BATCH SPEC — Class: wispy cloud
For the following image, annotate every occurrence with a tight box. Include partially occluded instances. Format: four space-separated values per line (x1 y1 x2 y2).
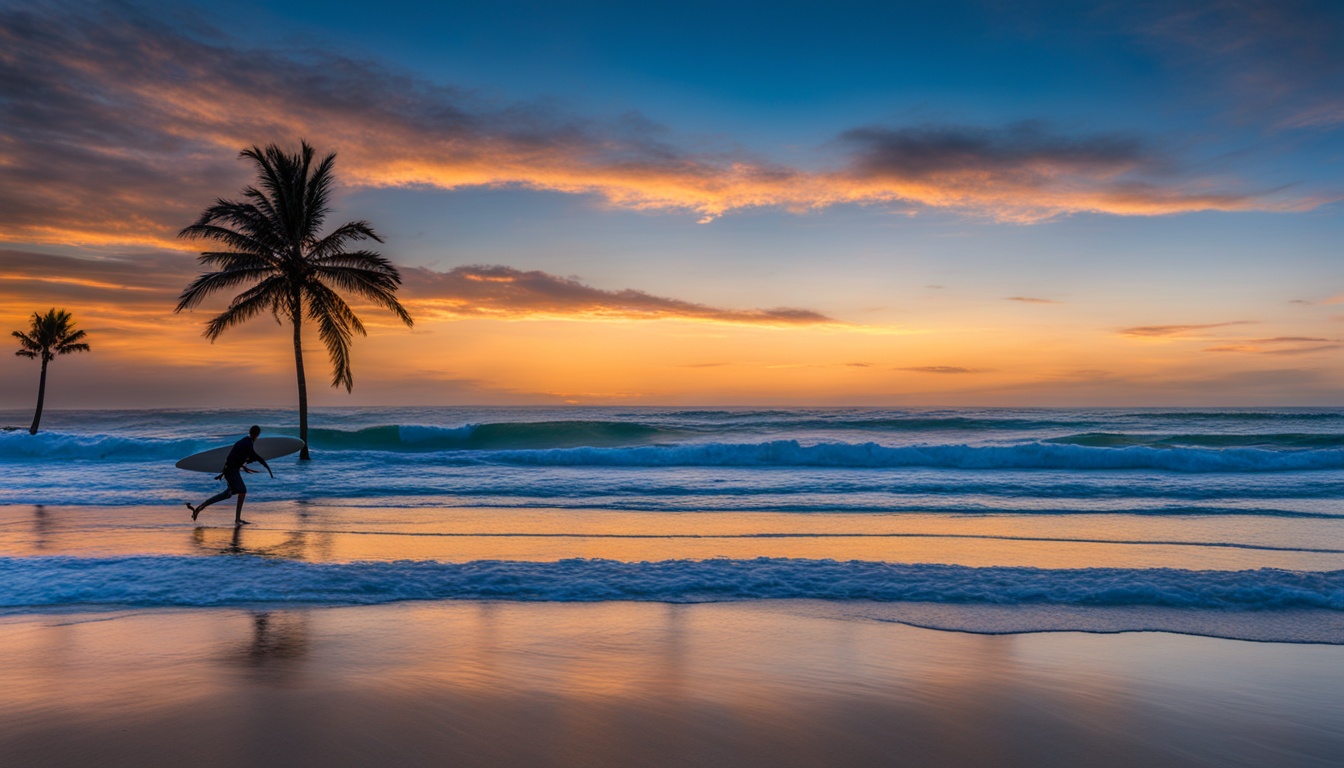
0 5 1306 249
1006 296 1060 304
1138 0 1344 131
1206 339 1342 355
1118 321 1253 338
896 366 987 374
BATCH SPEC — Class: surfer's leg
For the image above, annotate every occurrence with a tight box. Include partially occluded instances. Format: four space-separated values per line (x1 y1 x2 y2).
191 489 233 520
234 491 249 525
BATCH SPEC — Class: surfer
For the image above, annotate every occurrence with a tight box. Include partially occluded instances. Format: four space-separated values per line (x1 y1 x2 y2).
186 425 273 525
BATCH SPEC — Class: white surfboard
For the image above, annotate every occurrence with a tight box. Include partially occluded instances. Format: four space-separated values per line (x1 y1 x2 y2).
175 436 306 472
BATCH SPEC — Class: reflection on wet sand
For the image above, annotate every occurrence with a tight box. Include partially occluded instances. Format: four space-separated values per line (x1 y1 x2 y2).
189 507 335 561
30 505 52 551
227 612 310 682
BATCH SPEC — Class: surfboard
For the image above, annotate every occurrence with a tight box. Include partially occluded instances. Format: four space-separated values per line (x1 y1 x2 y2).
175 436 306 472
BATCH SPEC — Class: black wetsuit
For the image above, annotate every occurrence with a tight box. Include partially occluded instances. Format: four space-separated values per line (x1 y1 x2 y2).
221 436 267 493
206 437 270 501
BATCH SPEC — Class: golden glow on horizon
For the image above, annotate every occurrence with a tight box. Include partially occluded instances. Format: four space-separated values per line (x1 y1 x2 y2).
3 277 1343 408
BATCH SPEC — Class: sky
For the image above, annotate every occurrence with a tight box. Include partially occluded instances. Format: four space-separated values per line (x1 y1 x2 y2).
1 0 1342 409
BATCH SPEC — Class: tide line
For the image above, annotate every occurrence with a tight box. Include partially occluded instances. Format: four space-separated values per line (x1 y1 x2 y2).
206 526 1344 555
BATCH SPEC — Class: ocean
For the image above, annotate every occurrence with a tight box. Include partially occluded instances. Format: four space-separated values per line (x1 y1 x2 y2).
2 406 1342 642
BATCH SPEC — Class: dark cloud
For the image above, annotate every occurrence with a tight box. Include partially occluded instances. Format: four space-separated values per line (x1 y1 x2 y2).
401 265 835 325
840 123 1148 180
0 249 192 299
832 122 1263 220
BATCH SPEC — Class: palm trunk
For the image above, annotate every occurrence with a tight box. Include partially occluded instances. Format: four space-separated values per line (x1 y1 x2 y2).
293 305 310 460
28 357 48 435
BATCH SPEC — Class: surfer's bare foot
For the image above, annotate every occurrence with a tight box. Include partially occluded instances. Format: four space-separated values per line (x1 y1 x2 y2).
186 502 199 521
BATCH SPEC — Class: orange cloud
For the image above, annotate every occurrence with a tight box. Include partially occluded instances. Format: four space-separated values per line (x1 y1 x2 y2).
1205 342 1343 356
0 6 1308 250
1118 321 1254 338
895 366 988 374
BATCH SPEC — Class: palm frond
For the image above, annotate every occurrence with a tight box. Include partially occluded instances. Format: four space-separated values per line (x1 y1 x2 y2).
305 283 358 391
12 330 40 355
176 266 278 312
197 251 276 270
203 277 288 341
314 260 414 327
309 221 382 260
302 148 336 238
179 221 273 257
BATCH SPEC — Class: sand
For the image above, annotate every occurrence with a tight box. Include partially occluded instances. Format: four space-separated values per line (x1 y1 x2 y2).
3 601 1343 768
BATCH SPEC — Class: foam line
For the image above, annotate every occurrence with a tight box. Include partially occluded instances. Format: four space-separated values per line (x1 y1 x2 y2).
3 556 1341 611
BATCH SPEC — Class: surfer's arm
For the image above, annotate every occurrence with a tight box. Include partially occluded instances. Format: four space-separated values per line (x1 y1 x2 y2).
253 454 274 478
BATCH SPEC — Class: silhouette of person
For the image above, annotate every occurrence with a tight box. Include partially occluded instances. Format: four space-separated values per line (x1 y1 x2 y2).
186 425 273 525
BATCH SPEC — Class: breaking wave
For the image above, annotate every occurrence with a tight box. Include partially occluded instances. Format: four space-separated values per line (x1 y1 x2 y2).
3 556 1340 611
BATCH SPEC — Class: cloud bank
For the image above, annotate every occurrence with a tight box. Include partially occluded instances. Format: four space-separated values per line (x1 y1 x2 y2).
0 250 832 327
401 266 834 325
0 4 1301 249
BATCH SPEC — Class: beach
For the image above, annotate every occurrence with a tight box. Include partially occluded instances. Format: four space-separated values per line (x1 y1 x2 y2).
2 406 1343 765
5 600 1343 768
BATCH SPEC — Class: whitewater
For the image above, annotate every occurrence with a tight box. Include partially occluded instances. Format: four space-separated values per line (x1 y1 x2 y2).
2 406 1342 642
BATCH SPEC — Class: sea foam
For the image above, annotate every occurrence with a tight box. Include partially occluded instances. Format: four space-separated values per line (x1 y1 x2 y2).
3 556 1340 611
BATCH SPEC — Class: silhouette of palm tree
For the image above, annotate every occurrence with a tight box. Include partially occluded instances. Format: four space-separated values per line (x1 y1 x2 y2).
175 141 413 460
12 308 90 434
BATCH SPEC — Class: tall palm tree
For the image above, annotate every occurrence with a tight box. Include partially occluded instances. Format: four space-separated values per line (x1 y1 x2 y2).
175 141 413 460
12 308 91 434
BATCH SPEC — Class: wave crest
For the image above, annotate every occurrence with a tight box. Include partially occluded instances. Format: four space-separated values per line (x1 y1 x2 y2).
482 440 1344 473
3 556 1340 611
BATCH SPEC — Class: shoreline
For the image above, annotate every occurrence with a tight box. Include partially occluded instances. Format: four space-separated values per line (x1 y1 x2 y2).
5 598 1344 646
4 601 1343 768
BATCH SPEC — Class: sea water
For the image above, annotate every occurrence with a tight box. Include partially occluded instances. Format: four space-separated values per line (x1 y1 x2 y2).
1 406 1342 641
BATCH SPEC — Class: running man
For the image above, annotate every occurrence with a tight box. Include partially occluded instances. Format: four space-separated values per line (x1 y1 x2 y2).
186 425 273 525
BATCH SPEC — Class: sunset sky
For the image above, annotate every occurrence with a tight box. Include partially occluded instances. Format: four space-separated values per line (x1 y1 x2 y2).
2 0 1342 408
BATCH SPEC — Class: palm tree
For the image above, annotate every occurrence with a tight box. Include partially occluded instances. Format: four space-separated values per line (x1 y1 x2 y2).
12 308 91 434
175 141 413 460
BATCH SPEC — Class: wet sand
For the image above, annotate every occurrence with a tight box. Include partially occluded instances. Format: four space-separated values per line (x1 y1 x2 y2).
4 601 1343 768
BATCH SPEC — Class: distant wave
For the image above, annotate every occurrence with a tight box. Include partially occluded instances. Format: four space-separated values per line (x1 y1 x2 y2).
3 556 1340 611
652 415 1094 432
1140 411 1344 422
1046 433 1344 450
480 440 1344 473
5 430 1342 473
0 421 678 459
294 421 676 451
0 430 200 461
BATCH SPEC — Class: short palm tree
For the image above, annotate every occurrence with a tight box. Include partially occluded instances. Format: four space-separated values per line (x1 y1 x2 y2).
175 141 413 460
12 308 91 434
